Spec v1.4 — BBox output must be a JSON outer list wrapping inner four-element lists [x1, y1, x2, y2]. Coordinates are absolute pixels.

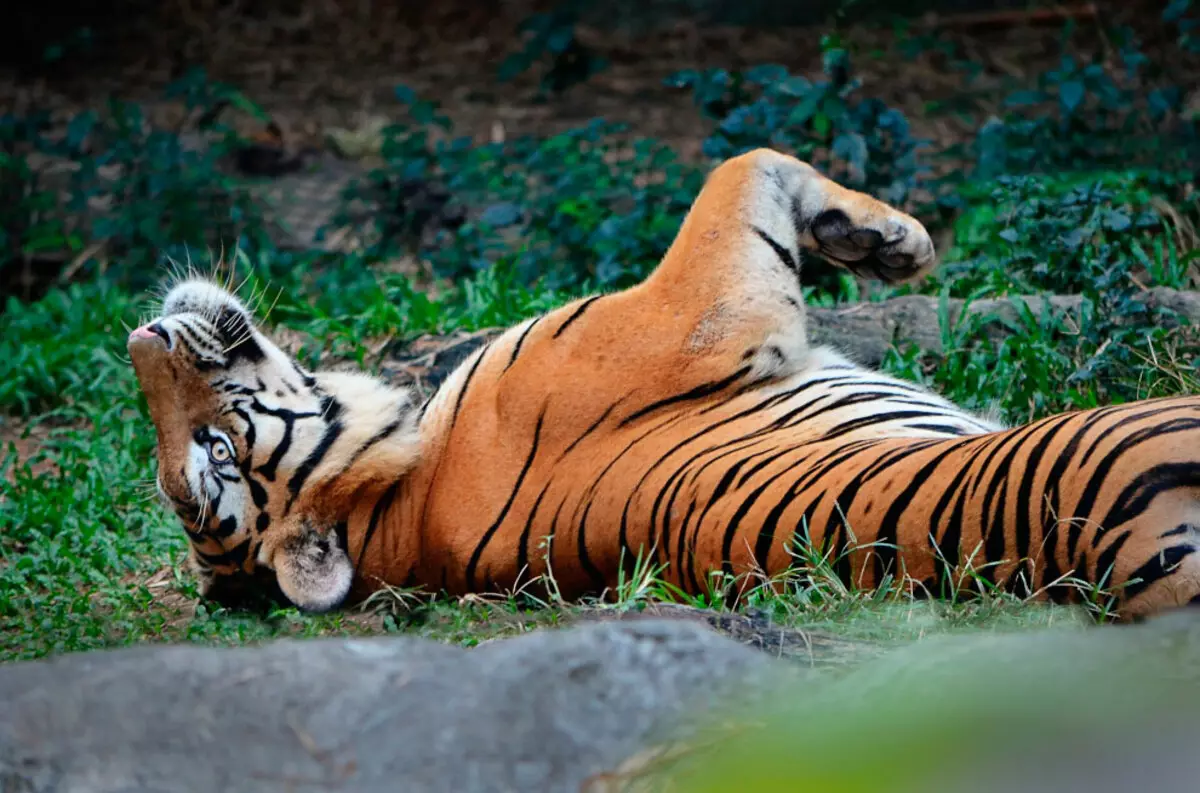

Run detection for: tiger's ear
[[269, 520, 353, 613]]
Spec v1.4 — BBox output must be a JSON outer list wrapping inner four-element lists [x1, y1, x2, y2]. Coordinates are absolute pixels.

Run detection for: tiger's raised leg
[[409, 149, 943, 600], [639, 148, 937, 383]]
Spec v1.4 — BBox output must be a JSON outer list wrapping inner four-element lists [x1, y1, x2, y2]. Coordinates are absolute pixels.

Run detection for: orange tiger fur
[[129, 149, 1200, 620]]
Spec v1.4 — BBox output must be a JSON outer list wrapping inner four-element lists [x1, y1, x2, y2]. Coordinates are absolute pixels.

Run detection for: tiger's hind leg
[[644, 148, 936, 382]]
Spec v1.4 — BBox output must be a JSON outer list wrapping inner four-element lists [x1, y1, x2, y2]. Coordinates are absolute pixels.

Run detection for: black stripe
[[874, 441, 975, 587], [285, 397, 345, 507], [560, 399, 623, 459], [620, 366, 751, 428], [417, 393, 435, 422], [971, 422, 1051, 584], [752, 477, 807, 573], [574, 500, 608, 592], [715, 440, 888, 582], [553, 295, 602, 339], [254, 415, 294, 482], [465, 408, 547, 590], [243, 464, 268, 509], [1100, 462, 1200, 533], [1035, 416, 1091, 594], [926, 435, 999, 595], [1007, 415, 1076, 597], [355, 479, 401, 570], [1076, 403, 1179, 468], [449, 343, 490, 430], [291, 361, 317, 389], [605, 413, 696, 575], [819, 409, 957, 443], [1078, 418, 1200, 550], [675, 496, 700, 583], [1122, 543, 1196, 601], [818, 442, 938, 587], [503, 316, 543, 373], [248, 400, 325, 482], [752, 226, 799, 273], [339, 401, 412, 473], [1161, 524, 1197, 539], [707, 373, 861, 413], [684, 443, 800, 591], [1092, 529, 1131, 592], [905, 423, 973, 436], [516, 484, 554, 579], [617, 393, 807, 576]]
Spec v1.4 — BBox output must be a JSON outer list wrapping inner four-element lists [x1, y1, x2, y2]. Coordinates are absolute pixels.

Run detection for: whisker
[[222, 329, 256, 354], [245, 281, 271, 315], [259, 284, 284, 324], [231, 269, 255, 302]]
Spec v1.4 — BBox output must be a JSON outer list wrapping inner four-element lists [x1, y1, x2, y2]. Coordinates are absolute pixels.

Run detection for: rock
[[565, 602, 882, 668], [807, 286, 1200, 367], [10, 612, 1200, 792], [0, 620, 794, 793]]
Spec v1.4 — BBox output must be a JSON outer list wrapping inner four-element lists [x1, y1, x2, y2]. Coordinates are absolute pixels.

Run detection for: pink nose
[[129, 325, 159, 341], [129, 323, 169, 346]]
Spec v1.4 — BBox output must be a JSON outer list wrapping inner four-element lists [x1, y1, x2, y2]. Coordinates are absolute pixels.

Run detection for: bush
[[668, 42, 926, 206]]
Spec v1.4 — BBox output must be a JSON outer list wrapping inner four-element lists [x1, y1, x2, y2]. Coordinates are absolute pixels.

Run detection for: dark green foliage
[[668, 42, 925, 205], [1165, 0, 1200, 53], [0, 68, 269, 295], [498, 0, 609, 96], [343, 106, 704, 291], [968, 51, 1198, 180], [934, 174, 1184, 296]]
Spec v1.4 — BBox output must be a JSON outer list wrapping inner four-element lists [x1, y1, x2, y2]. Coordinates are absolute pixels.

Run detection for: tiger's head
[[128, 278, 421, 612]]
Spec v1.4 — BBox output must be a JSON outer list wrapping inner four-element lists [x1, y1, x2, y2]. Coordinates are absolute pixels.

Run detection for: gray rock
[[0, 620, 791, 793], [809, 286, 1200, 367]]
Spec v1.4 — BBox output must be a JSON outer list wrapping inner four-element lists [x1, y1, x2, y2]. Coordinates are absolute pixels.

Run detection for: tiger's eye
[[209, 440, 233, 463]]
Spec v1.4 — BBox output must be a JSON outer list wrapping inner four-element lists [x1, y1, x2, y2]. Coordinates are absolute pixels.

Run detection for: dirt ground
[[0, 418, 61, 485]]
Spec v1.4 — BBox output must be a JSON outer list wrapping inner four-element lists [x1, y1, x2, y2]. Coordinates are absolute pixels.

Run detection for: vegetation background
[[1, 0, 1198, 662]]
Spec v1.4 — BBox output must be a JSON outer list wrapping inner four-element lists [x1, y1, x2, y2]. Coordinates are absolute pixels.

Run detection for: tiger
[[128, 148, 1200, 621]]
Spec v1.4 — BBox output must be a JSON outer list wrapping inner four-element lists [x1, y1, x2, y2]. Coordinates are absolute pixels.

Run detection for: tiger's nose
[[129, 322, 171, 347]]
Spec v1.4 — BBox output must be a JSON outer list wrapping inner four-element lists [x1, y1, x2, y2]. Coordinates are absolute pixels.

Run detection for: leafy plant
[[1, 69, 269, 295], [498, 0, 609, 96], [0, 134, 82, 301], [668, 41, 926, 205], [970, 52, 1197, 179], [1165, 0, 1200, 54], [342, 98, 705, 292]]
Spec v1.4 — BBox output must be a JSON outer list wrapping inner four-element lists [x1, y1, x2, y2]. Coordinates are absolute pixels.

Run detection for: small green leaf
[[1058, 80, 1086, 115]]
